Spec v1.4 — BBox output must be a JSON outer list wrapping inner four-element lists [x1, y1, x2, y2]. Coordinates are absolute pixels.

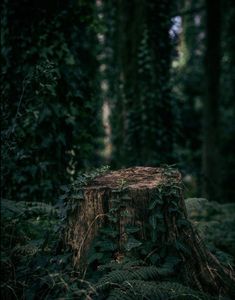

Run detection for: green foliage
[[1, 193, 234, 299], [72, 166, 110, 188], [171, 6, 205, 193], [1, 199, 95, 299], [1, 200, 61, 299], [101, 0, 177, 167], [85, 169, 192, 276], [185, 198, 235, 266], [57, 166, 110, 226], [1, 0, 103, 203], [172, 0, 235, 201], [107, 281, 213, 300], [97, 266, 159, 289], [92, 259, 214, 300], [1, 0, 235, 297]]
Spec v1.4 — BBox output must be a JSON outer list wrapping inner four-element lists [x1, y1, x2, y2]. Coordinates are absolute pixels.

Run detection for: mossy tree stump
[[64, 167, 235, 296]]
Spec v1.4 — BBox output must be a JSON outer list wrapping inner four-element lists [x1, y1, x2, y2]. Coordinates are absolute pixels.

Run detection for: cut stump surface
[[85, 166, 181, 190]]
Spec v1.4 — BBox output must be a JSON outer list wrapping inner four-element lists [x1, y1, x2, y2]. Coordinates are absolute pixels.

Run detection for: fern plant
[[107, 281, 213, 300], [88, 256, 227, 300]]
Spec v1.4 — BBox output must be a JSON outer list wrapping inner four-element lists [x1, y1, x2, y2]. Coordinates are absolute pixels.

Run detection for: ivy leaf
[[125, 225, 140, 234], [149, 213, 162, 229], [60, 185, 69, 192], [149, 193, 163, 209], [175, 240, 191, 255], [125, 237, 142, 251], [109, 207, 118, 213], [120, 210, 132, 217], [87, 252, 103, 264], [171, 200, 178, 207], [108, 215, 118, 223], [99, 241, 117, 252], [149, 254, 160, 264], [149, 198, 161, 210], [99, 227, 118, 238], [165, 256, 181, 267], [177, 219, 190, 227], [169, 207, 179, 213]]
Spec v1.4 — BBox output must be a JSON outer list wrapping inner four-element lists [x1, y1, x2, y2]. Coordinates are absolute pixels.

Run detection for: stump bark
[[64, 167, 235, 296]]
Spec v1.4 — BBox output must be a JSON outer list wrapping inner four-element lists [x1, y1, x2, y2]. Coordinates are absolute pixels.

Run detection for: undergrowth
[[1, 190, 235, 299], [185, 198, 235, 266]]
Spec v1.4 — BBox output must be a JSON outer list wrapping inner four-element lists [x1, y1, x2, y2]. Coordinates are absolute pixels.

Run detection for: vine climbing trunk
[[64, 167, 235, 297], [106, 0, 175, 167]]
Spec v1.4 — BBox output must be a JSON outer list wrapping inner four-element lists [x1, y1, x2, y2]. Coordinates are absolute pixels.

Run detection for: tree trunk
[[64, 167, 235, 297], [107, 0, 175, 167], [203, 0, 221, 201]]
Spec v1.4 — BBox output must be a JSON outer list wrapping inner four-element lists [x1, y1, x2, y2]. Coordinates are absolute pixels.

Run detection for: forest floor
[[1, 197, 235, 299]]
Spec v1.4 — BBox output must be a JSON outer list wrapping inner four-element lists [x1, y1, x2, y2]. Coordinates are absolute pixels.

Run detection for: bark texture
[[64, 167, 235, 297]]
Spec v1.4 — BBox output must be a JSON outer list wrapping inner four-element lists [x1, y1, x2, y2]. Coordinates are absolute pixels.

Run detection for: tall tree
[[202, 0, 221, 201], [172, 0, 206, 195], [104, 0, 175, 167], [220, 0, 235, 202]]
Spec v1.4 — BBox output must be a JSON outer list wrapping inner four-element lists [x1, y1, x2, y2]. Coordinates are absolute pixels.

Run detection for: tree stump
[[64, 167, 235, 296]]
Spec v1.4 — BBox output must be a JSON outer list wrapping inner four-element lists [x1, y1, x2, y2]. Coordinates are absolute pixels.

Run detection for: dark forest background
[[1, 0, 235, 299]]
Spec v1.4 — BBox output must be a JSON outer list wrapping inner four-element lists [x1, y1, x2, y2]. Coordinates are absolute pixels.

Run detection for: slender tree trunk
[[203, 0, 221, 201]]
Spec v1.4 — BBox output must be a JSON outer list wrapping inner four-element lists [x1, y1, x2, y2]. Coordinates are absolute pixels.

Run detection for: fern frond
[[106, 280, 214, 300], [130, 266, 159, 280], [107, 287, 138, 300], [96, 265, 160, 291], [13, 244, 39, 256], [1, 199, 57, 218]]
